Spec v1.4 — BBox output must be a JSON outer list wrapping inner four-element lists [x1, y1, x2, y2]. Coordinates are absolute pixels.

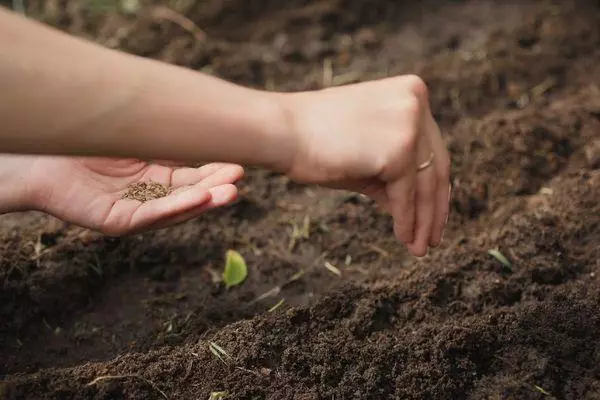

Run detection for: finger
[[134, 184, 238, 233], [406, 136, 437, 257], [386, 175, 416, 244], [102, 184, 211, 236], [172, 164, 244, 188], [194, 164, 244, 190], [406, 165, 437, 257], [425, 112, 451, 246], [167, 183, 238, 209], [384, 119, 420, 245]]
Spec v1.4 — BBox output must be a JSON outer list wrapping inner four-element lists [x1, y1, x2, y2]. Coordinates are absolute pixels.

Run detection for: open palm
[[26, 156, 244, 235]]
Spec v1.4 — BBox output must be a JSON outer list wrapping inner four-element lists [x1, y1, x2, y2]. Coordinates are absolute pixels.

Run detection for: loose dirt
[[1, 0, 599, 399]]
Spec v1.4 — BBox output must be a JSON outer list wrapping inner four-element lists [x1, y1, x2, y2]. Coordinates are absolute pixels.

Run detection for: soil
[[1, 0, 600, 399]]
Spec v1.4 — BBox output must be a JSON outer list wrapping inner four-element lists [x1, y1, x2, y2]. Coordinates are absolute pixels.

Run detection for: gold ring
[[417, 152, 434, 171]]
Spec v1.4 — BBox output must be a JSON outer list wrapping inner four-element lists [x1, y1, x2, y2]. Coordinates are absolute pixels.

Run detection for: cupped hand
[[281, 75, 451, 257], [18, 156, 243, 235]]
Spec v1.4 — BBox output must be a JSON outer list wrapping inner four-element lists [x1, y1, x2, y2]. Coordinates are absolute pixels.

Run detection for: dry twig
[[87, 374, 168, 399]]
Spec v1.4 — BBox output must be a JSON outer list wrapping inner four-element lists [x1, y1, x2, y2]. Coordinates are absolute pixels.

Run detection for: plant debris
[[208, 391, 228, 400], [86, 374, 168, 399], [267, 299, 285, 312], [208, 341, 233, 366], [488, 248, 512, 268], [324, 261, 342, 276], [533, 384, 551, 396]]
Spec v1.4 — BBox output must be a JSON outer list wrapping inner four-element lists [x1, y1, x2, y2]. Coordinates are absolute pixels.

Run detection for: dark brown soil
[[1, 0, 600, 399]]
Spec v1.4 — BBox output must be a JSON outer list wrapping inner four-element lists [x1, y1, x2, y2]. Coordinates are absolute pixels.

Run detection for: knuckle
[[390, 101, 420, 147], [399, 127, 419, 154], [400, 93, 421, 116], [401, 74, 429, 102]]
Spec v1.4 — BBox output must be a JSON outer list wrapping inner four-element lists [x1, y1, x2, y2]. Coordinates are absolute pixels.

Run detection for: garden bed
[[1, 0, 600, 398]]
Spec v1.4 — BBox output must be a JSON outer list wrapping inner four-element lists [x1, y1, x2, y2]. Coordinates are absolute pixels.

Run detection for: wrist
[[0, 155, 39, 214], [257, 92, 299, 174]]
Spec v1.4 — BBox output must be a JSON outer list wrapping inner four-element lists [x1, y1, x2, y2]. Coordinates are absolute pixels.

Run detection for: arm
[[0, 7, 451, 256], [0, 7, 293, 171]]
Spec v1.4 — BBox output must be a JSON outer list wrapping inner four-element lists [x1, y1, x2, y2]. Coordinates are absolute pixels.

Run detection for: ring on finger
[[417, 152, 434, 172]]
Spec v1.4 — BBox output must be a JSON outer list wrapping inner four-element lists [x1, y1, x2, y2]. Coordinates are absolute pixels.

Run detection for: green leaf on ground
[[223, 250, 248, 289]]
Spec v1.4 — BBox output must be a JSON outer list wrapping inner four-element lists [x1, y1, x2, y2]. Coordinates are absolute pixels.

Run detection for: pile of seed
[[121, 181, 173, 202]]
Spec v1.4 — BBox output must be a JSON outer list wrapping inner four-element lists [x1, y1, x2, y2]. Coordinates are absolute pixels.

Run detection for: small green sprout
[[488, 248, 512, 268], [222, 250, 248, 289], [209, 391, 228, 400]]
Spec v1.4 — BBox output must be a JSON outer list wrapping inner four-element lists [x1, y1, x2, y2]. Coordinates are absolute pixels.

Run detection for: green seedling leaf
[[222, 250, 247, 289], [209, 391, 228, 400], [488, 248, 512, 268], [209, 341, 232, 366], [268, 299, 285, 312]]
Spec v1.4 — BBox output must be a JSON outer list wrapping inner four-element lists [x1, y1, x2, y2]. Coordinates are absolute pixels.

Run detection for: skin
[[0, 7, 450, 257], [0, 154, 244, 235]]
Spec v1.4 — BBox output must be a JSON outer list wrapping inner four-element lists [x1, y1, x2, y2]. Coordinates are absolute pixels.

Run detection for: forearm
[[0, 7, 293, 171]]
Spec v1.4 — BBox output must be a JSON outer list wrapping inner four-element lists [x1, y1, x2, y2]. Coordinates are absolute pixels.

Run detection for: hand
[[0, 154, 243, 235], [281, 75, 451, 257]]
